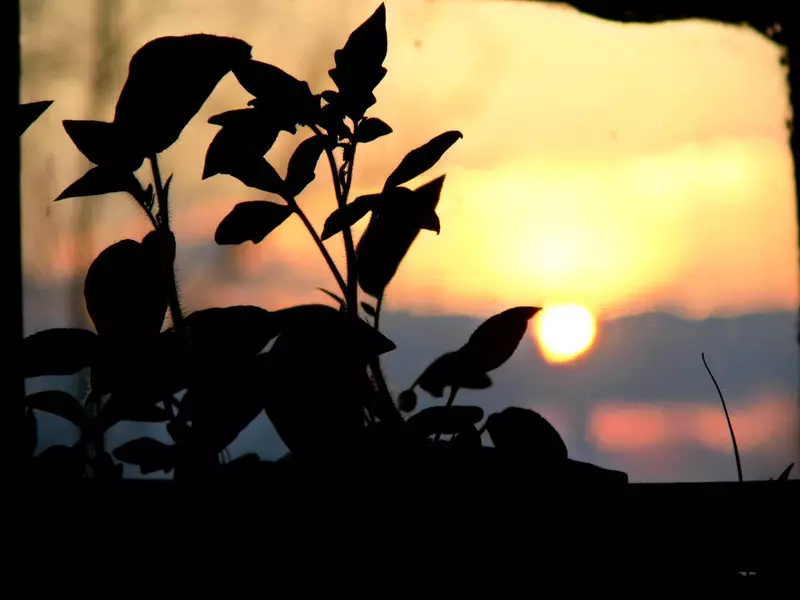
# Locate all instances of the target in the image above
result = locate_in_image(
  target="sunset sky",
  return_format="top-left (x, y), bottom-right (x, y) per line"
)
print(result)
top-left (19, 0), bottom-right (799, 480)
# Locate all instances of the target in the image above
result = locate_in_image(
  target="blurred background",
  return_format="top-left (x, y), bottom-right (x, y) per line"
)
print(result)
top-left (20, 0), bottom-right (799, 481)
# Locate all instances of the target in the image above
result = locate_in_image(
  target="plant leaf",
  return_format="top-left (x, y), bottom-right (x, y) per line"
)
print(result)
top-left (63, 120), bottom-right (145, 171)
top-left (26, 391), bottom-right (86, 429)
top-left (317, 287), bottom-right (345, 308)
top-left (406, 405), bottom-right (484, 438)
top-left (19, 100), bottom-right (53, 135)
top-left (285, 135), bottom-right (326, 197)
top-left (397, 389), bottom-right (417, 413)
top-left (204, 127), bottom-right (285, 193)
top-left (356, 177), bottom-right (445, 298)
top-left (175, 305), bottom-right (278, 355)
top-left (328, 4), bottom-right (388, 121)
top-left (777, 463), bottom-right (794, 481)
top-left (462, 306), bottom-right (541, 373)
top-left (84, 238), bottom-right (168, 339)
top-left (112, 437), bottom-right (176, 475)
top-left (415, 351), bottom-right (492, 398)
top-left (384, 131), bottom-right (462, 190)
top-left (55, 166), bottom-right (145, 202)
top-left (355, 117), bottom-right (392, 143)
top-left (114, 34), bottom-right (252, 155)
top-left (361, 302), bottom-right (376, 317)
top-left (321, 194), bottom-right (381, 240)
top-left (22, 328), bottom-right (99, 378)
top-left (214, 200), bottom-right (292, 245)
top-left (485, 407), bottom-right (568, 465)
top-left (99, 392), bottom-right (171, 431)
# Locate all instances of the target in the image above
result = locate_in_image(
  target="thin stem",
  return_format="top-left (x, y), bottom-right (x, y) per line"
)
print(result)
top-left (433, 387), bottom-right (460, 444)
top-left (373, 294), bottom-right (383, 331)
top-left (289, 199), bottom-right (347, 297)
top-left (149, 155), bottom-right (185, 340)
top-left (702, 352), bottom-right (743, 483)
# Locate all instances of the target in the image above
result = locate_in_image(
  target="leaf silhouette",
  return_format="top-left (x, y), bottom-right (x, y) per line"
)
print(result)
top-left (26, 391), bottom-right (87, 429)
top-left (22, 328), bottom-right (99, 378)
top-left (285, 135), bottom-right (326, 197)
top-left (204, 128), bottom-right (285, 193)
top-left (207, 108), bottom-right (281, 156)
top-left (397, 389), bottom-right (417, 413)
top-left (406, 405), bottom-right (484, 438)
top-left (777, 463), bottom-right (794, 481)
top-left (233, 60), bottom-right (317, 130)
top-left (19, 100), bottom-right (53, 135)
top-left (25, 408), bottom-right (38, 458)
top-left (112, 437), bottom-right (176, 475)
top-left (62, 120), bottom-right (145, 171)
top-left (321, 194), bottom-right (381, 240)
top-left (415, 351), bottom-right (492, 398)
top-left (99, 392), bottom-right (171, 431)
top-left (84, 238), bottom-right (168, 339)
top-left (55, 166), bottom-right (145, 202)
top-left (361, 302), bottom-right (376, 317)
top-left (485, 407), bottom-right (568, 465)
top-left (174, 305), bottom-right (278, 355)
top-left (317, 287), bottom-right (345, 308)
top-left (461, 306), bottom-right (541, 373)
top-left (356, 177), bottom-right (445, 298)
top-left (114, 34), bottom-right (252, 155)
top-left (383, 131), bottom-right (462, 190)
top-left (355, 117), bottom-right (392, 143)
top-left (215, 200), bottom-right (292, 245)
top-left (328, 3), bottom-right (388, 121)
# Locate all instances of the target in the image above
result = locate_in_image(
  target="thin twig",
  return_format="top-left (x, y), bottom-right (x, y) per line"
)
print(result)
top-left (374, 294), bottom-right (383, 330)
top-left (702, 352), bottom-right (743, 483)
top-left (289, 199), bottom-right (347, 297)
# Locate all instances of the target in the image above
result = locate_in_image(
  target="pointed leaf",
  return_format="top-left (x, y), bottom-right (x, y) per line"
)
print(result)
top-left (207, 107), bottom-right (281, 156)
top-left (19, 100), bottom-right (53, 135)
top-left (318, 287), bottom-right (345, 308)
top-left (26, 391), bottom-right (86, 429)
top-left (777, 463), bottom-right (794, 481)
top-left (485, 407), bottom-right (568, 464)
top-left (112, 437), bottom-right (176, 475)
top-left (384, 131), bottom-right (462, 190)
top-left (215, 200), bottom-right (292, 245)
top-left (285, 135), bottom-right (326, 197)
top-left (204, 127), bottom-right (285, 193)
top-left (321, 194), bottom-right (381, 240)
top-left (407, 405), bottom-right (484, 438)
top-left (22, 328), bottom-right (99, 378)
top-left (99, 392), bottom-right (171, 431)
top-left (232, 60), bottom-right (317, 129)
top-left (415, 351), bottom-right (492, 398)
top-left (63, 120), bottom-right (144, 171)
top-left (84, 238), bottom-right (168, 339)
top-left (114, 34), bottom-right (252, 155)
top-left (361, 302), bottom-right (376, 317)
top-left (55, 166), bottom-right (144, 202)
top-left (172, 305), bottom-right (278, 354)
top-left (462, 306), bottom-right (541, 373)
top-left (355, 117), bottom-right (392, 143)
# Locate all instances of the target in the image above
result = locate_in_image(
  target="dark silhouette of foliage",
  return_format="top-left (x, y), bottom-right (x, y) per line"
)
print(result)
top-left (27, 1), bottom-right (792, 495)
top-left (19, 100), bottom-right (53, 135)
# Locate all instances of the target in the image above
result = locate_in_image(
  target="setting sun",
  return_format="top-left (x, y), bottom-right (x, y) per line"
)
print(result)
top-left (535, 304), bottom-right (597, 363)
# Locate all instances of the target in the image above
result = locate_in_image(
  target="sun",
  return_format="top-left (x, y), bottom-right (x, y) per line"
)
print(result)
top-left (534, 304), bottom-right (597, 363)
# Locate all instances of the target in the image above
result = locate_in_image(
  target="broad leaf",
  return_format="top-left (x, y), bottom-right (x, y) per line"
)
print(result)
top-left (114, 34), bottom-right (252, 155)
top-left (204, 127), bottom-right (285, 193)
top-left (356, 177), bottom-right (445, 298)
top-left (22, 328), bottom-right (98, 378)
top-left (361, 302), bottom-right (376, 317)
top-left (207, 108), bottom-right (281, 157)
top-left (485, 407), bottom-right (568, 464)
top-left (99, 392), bottom-right (171, 431)
top-left (285, 135), bottom-right (326, 197)
top-left (56, 166), bottom-right (145, 202)
top-left (26, 391), bottom-right (87, 429)
top-left (112, 437), bottom-right (176, 475)
top-left (415, 351), bottom-right (492, 398)
top-left (406, 405), bottom-right (484, 438)
top-left (84, 238), bottom-right (168, 339)
top-left (174, 305), bottom-right (278, 355)
top-left (19, 100), bottom-right (53, 135)
top-left (384, 131), bottom-right (462, 190)
top-left (462, 306), bottom-right (541, 373)
top-left (214, 200), bottom-right (292, 245)
top-left (328, 4), bottom-right (388, 121)
top-left (321, 194), bottom-right (380, 240)
top-left (62, 120), bottom-right (144, 171)
top-left (355, 117), bottom-right (392, 143)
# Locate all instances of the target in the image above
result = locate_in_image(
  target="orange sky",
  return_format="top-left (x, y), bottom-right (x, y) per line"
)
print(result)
top-left (20, 0), bottom-right (799, 322)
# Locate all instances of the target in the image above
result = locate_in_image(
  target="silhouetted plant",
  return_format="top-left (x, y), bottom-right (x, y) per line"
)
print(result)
top-left (31, 3), bottom-right (777, 485)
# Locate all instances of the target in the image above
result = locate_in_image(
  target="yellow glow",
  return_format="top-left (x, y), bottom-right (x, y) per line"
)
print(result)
top-left (535, 304), bottom-right (597, 363)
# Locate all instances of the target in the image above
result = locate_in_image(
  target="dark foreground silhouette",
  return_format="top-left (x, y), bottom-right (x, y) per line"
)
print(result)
top-left (17, 2), bottom-right (798, 589)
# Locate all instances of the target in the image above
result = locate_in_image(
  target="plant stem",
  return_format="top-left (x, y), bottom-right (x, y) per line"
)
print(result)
top-left (373, 294), bottom-right (383, 330)
top-left (702, 352), bottom-right (743, 483)
top-left (149, 155), bottom-right (185, 341)
top-left (433, 387), bottom-right (460, 444)
top-left (288, 198), bottom-right (347, 297)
